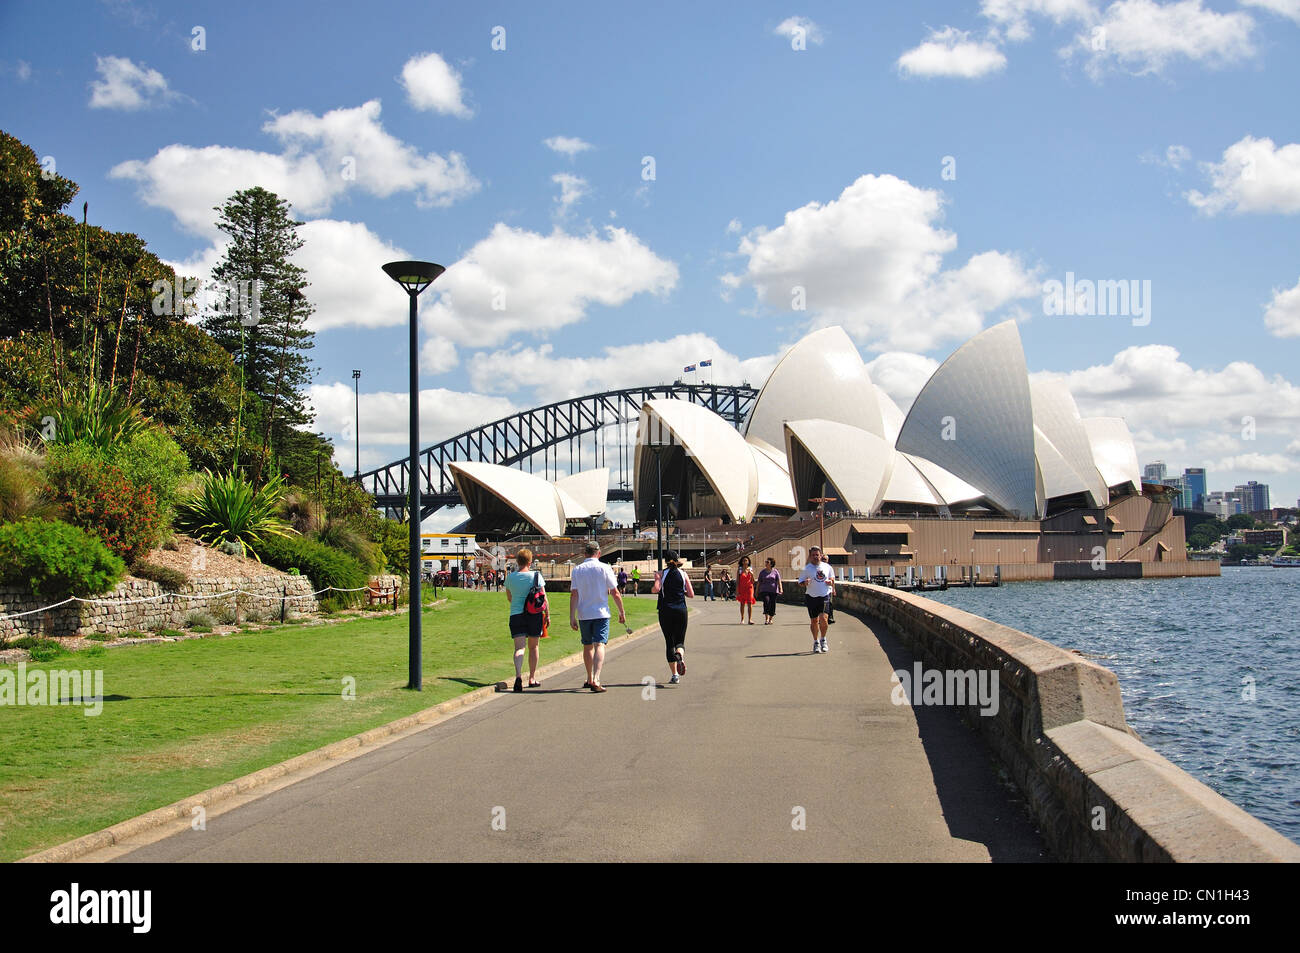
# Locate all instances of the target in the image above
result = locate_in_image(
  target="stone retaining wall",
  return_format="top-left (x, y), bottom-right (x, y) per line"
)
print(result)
top-left (0, 574), bottom-right (319, 640)
top-left (781, 580), bottom-right (1299, 862)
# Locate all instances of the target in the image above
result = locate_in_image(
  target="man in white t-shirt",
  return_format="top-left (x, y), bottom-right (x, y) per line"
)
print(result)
top-left (797, 546), bottom-right (836, 654)
top-left (569, 542), bottom-right (626, 693)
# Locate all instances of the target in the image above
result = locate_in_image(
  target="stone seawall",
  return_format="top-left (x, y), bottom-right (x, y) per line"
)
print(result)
top-left (0, 574), bottom-right (319, 639)
top-left (782, 580), bottom-right (1299, 862)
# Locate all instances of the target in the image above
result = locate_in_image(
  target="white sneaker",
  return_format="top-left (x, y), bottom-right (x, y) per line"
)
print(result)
top-left (820, 638), bottom-right (829, 653)
top-left (812, 641), bottom-right (821, 654)
top-left (669, 673), bottom-right (680, 684)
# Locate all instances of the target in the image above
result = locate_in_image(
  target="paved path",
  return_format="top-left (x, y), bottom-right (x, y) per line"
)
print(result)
top-left (113, 599), bottom-right (1047, 862)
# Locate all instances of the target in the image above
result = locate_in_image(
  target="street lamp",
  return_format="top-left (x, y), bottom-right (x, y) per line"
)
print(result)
top-left (809, 496), bottom-right (836, 557)
top-left (382, 259), bottom-right (446, 692)
top-left (352, 369), bottom-right (361, 479)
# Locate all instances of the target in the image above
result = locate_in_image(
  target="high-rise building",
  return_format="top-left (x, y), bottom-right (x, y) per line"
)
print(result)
top-left (1183, 468), bottom-right (1207, 511)
top-left (1235, 481), bottom-right (1271, 514)
top-left (1163, 475), bottom-right (1193, 509)
top-left (1143, 461), bottom-right (1167, 484)
top-left (1204, 498), bottom-right (1234, 519)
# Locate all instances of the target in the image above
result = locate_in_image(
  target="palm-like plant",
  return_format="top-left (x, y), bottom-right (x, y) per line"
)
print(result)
top-left (175, 471), bottom-right (296, 560)
top-left (36, 381), bottom-right (149, 450)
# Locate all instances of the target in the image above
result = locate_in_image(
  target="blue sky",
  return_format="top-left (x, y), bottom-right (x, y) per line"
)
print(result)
top-left (3, 0), bottom-right (1298, 523)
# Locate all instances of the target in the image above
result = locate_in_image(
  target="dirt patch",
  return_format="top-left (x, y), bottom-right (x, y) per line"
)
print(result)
top-left (137, 536), bottom-right (295, 582)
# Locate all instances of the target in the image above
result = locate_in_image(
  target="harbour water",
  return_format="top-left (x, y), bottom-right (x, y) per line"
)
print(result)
top-left (922, 567), bottom-right (1300, 842)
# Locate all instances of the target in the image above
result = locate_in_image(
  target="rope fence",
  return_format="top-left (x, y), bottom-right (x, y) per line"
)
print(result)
top-left (0, 586), bottom-right (376, 624)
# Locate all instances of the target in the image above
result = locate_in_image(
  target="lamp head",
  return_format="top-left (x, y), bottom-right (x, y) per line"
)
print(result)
top-left (382, 260), bottom-right (445, 296)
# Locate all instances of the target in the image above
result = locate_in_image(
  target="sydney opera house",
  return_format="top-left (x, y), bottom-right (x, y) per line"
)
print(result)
top-left (449, 320), bottom-right (1204, 579)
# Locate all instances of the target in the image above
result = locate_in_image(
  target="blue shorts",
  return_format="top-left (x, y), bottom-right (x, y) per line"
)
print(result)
top-left (579, 618), bottom-right (610, 645)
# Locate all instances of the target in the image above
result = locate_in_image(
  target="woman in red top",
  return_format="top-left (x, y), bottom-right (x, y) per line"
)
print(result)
top-left (735, 555), bottom-right (757, 624)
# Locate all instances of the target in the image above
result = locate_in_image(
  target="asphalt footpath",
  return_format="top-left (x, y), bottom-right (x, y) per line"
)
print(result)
top-left (111, 596), bottom-right (1048, 862)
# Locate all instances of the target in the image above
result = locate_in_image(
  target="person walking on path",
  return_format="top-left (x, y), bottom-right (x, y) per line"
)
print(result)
top-left (757, 557), bottom-right (782, 624)
top-left (630, 566), bottom-right (641, 596)
top-left (719, 568), bottom-right (732, 601)
top-left (702, 566), bottom-right (714, 601)
top-left (735, 556), bottom-right (757, 624)
top-left (504, 548), bottom-right (549, 692)
top-left (798, 546), bottom-right (836, 654)
top-left (570, 542), bottom-right (626, 693)
top-left (617, 565), bottom-right (628, 596)
top-left (651, 550), bottom-right (694, 684)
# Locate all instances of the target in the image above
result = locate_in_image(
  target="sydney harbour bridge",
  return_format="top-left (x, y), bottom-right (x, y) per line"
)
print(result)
top-left (358, 383), bottom-right (758, 520)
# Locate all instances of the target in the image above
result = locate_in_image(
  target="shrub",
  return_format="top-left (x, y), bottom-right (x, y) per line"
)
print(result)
top-left (257, 533), bottom-right (368, 598)
top-left (107, 428), bottom-right (190, 527)
top-left (130, 559), bottom-right (188, 591)
top-left (0, 518), bottom-right (125, 598)
top-left (174, 471), bottom-right (294, 560)
top-left (20, 637), bottom-right (65, 661)
top-left (281, 491), bottom-right (324, 535)
top-left (314, 518), bottom-right (382, 573)
top-left (36, 382), bottom-right (149, 451)
top-left (43, 443), bottom-right (163, 563)
top-left (0, 428), bottom-right (54, 523)
top-left (85, 632), bottom-right (116, 642)
top-left (184, 609), bottom-right (216, 629)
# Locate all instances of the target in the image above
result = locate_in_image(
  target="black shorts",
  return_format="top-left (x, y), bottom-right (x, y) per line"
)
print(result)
top-left (805, 595), bottom-right (828, 619)
top-left (509, 612), bottom-right (544, 638)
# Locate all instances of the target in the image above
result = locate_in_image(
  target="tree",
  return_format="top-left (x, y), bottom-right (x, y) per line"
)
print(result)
top-left (202, 188), bottom-right (315, 483)
top-left (1226, 514), bottom-right (1256, 531)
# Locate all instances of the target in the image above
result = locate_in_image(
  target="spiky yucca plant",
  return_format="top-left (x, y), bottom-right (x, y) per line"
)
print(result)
top-left (36, 382), bottom-right (149, 450)
top-left (174, 471), bottom-right (296, 561)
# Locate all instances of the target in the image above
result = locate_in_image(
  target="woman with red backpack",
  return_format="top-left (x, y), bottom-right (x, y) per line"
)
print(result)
top-left (504, 548), bottom-right (550, 692)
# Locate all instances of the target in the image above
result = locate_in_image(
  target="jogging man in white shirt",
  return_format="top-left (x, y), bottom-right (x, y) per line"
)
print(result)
top-left (569, 542), bottom-right (626, 693)
top-left (797, 546), bottom-right (836, 654)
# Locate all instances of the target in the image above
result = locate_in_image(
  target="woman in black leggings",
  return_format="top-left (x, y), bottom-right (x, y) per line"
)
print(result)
top-left (652, 550), bottom-right (695, 685)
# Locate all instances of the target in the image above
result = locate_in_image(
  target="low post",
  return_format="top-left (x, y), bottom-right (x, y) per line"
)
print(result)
top-left (280, 586), bottom-right (287, 624)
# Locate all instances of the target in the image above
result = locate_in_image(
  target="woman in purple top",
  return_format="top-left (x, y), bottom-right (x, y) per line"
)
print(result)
top-left (756, 557), bottom-right (782, 625)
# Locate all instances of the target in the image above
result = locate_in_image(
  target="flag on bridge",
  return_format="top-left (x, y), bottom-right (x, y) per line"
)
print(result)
top-left (684, 364), bottom-right (696, 373)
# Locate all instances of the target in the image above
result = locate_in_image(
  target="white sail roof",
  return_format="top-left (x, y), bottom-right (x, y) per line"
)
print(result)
top-left (553, 469), bottom-right (610, 520)
top-left (448, 461), bottom-right (566, 538)
top-left (783, 419), bottom-right (894, 513)
top-left (636, 399), bottom-right (758, 522)
top-left (1082, 417), bottom-right (1142, 496)
top-left (881, 453), bottom-right (944, 508)
top-left (1031, 379), bottom-right (1108, 507)
top-left (745, 326), bottom-right (886, 448)
top-left (900, 452), bottom-right (984, 506)
top-left (895, 320), bottom-right (1042, 519)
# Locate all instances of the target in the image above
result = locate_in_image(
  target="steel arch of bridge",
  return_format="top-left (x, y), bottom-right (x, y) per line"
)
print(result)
top-left (359, 382), bottom-right (759, 519)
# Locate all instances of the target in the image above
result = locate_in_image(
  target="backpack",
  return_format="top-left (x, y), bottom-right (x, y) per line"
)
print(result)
top-left (524, 571), bottom-right (548, 615)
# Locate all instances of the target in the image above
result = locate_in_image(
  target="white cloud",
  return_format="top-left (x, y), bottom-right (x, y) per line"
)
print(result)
top-left (16, 60), bottom-right (32, 82)
top-left (864, 351), bottom-right (940, 409)
top-left (1210, 452), bottom-right (1295, 473)
top-left (88, 55), bottom-right (178, 110)
top-left (306, 382), bottom-right (515, 466)
top-left (723, 173), bottom-right (1039, 352)
top-left (1069, 0), bottom-right (1256, 78)
top-left (897, 27), bottom-right (1008, 78)
top-left (467, 333), bottom-right (779, 404)
top-left (1185, 135), bottom-right (1300, 215)
top-left (110, 100), bottom-right (478, 240)
top-left (551, 173), bottom-right (590, 216)
top-left (773, 16), bottom-right (826, 45)
top-left (543, 135), bottom-right (593, 159)
top-left (422, 224), bottom-right (678, 350)
top-left (980, 0), bottom-right (1097, 41)
top-left (399, 52), bottom-right (472, 118)
top-left (1141, 143), bottom-right (1192, 169)
top-left (1241, 0), bottom-right (1300, 25)
top-left (1264, 276), bottom-right (1300, 338)
top-left (726, 218), bottom-right (743, 234)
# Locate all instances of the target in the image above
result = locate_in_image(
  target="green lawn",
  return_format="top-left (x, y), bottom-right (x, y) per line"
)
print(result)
top-left (0, 589), bottom-right (657, 862)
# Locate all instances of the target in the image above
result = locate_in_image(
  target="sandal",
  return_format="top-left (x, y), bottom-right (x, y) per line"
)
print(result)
top-left (590, 682), bottom-right (607, 693)
top-left (528, 680), bottom-right (542, 688)
top-left (582, 680), bottom-right (591, 689)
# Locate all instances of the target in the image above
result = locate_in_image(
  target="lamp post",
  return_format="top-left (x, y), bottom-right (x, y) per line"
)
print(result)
top-left (809, 496), bottom-right (836, 556)
top-left (381, 260), bottom-right (445, 691)
top-left (352, 369), bottom-right (361, 479)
